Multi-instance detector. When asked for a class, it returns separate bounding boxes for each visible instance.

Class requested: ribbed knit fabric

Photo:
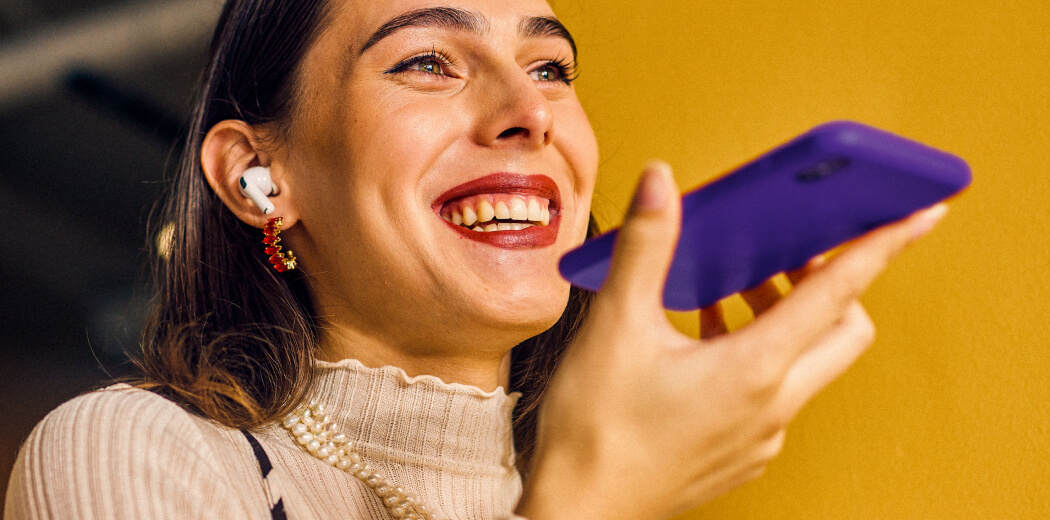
[4,359,527,520]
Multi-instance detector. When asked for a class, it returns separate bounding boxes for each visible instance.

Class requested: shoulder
[34,384,190,432]
[5,385,257,520]
[21,384,211,465]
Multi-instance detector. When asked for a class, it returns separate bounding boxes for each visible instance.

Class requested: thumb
[599,161,682,309]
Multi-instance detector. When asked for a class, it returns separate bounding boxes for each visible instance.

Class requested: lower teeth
[467,222,535,232]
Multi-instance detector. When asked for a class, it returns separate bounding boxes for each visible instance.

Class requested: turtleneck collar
[309,358,522,476]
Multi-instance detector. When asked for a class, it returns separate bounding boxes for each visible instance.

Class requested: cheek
[294,93,466,253]
[293,92,465,226]
[554,101,600,216]
[556,101,599,182]
[347,89,463,170]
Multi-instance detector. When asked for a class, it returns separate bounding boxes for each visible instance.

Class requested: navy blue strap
[241,430,287,520]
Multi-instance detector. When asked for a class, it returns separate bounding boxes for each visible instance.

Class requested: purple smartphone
[559,121,971,311]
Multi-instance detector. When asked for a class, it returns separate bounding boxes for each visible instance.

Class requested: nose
[472,66,554,149]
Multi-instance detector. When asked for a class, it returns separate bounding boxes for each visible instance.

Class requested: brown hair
[134,0,595,475]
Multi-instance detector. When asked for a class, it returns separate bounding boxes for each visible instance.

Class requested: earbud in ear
[239,166,277,215]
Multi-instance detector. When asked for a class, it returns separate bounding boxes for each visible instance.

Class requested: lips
[432,173,561,249]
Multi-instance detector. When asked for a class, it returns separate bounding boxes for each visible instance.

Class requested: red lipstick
[433,173,561,249]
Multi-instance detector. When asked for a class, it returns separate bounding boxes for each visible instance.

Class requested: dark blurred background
[0,0,220,506]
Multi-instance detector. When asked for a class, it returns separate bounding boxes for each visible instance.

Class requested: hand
[516,161,948,520]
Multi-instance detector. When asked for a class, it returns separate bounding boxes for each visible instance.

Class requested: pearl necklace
[282,401,447,520]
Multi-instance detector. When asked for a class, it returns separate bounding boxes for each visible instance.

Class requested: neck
[316,323,513,392]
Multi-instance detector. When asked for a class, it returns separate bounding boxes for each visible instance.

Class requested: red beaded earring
[262,217,297,272]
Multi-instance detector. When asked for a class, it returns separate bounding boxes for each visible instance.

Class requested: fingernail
[911,204,949,239]
[631,160,673,212]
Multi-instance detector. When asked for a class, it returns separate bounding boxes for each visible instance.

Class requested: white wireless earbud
[239,166,277,215]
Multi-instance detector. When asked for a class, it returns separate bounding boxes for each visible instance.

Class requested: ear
[201,120,298,229]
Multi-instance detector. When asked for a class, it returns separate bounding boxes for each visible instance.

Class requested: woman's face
[278,0,599,353]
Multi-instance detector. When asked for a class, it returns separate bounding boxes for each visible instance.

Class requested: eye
[386,51,455,78]
[528,60,577,85]
[409,57,446,76]
[531,65,561,81]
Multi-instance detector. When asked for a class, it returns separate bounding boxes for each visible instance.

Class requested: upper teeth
[441,194,551,232]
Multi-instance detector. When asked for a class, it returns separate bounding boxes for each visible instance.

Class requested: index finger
[732,204,948,371]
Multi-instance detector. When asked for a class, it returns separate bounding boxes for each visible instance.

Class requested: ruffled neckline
[304,357,521,474]
[314,357,520,400]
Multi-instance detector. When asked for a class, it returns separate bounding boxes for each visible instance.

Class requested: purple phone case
[559,121,971,310]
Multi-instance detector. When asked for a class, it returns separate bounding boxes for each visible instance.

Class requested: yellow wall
[552,0,1049,517]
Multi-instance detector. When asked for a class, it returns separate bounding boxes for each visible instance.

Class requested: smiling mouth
[432,173,561,248]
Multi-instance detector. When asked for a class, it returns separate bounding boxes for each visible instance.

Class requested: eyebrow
[360,7,486,55]
[519,16,577,60]
[359,7,578,60]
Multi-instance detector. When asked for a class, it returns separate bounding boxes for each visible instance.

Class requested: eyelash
[385,48,457,76]
[385,50,578,85]
[534,56,578,85]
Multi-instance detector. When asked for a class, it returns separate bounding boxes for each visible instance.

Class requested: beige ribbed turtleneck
[4,359,525,520]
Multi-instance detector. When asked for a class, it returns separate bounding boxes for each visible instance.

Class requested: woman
[4,0,947,518]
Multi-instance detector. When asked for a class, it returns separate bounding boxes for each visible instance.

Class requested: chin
[469,276,572,341]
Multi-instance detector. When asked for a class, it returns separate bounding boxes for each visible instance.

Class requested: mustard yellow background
[552,0,1049,517]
